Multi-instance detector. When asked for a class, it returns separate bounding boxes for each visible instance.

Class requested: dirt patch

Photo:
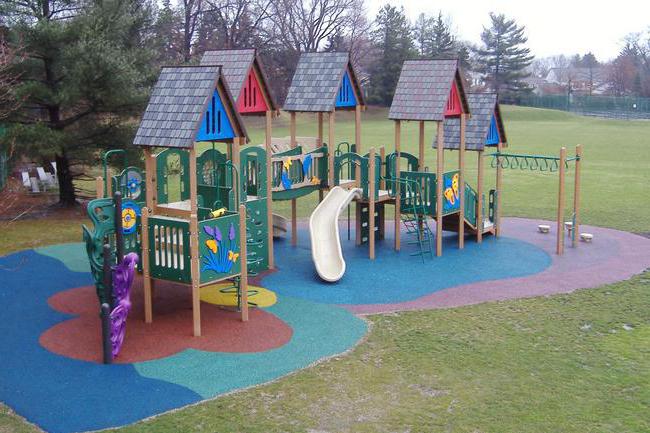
[0,177,86,221]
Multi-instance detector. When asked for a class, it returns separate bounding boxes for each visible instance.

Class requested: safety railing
[147,216,191,283]
[271,146,326,193]
[464,183,478,228]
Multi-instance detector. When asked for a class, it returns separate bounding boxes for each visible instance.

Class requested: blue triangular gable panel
[335,71,357,108]
[196,89,235,141]
[485,113,500,146]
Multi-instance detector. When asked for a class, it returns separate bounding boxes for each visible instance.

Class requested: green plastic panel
[245,198,269,275]
[240,146,267,199]
[464,183,478,227]
[398,171,436,216]
[156,148,190,205]
[147,216,192,283]
[272,185,320,201]
[199,212,241,284]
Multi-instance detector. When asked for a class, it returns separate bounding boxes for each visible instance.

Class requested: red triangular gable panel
[444,81,463,117]
[237,68,269,114]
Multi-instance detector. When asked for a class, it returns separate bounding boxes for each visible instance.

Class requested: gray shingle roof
[200,49,277,110]
[133,65,247,148]
[388,59,469,121]
[435,93,507,151]
[283,52,364,112]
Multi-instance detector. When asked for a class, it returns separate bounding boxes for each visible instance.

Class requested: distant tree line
[0,0,534,205]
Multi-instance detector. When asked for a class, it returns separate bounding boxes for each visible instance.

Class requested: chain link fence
[515,95,650,119]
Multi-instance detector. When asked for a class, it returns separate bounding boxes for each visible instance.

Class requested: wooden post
[379,146,386,190]
[188,147,201,337]
[418,121,425,170]
[317,111,325,204]
[368,147,376,260]
[476,150,484,243]
[394,120,401,251]
[239,203,249,321]
[328,110,335,187]
[96,177,104,199]
[144,148,157,210]
[458,114,466,249]
[289,114,296,232]
[141,206,152,324]
[435,122,444,256]
[355,104,362,182]
[266,111,275,268]
[557,147,567,255]
[317,113,324,145]
[495,142,503,237]
[290,113,297,247]
[106,168,112,197]
[572,144,583,248]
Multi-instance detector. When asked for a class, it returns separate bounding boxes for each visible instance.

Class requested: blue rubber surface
[0,246,367,433]
[263,229,552,305]
[0,250,202,433]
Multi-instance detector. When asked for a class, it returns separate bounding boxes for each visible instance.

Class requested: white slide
[310,186,362,282]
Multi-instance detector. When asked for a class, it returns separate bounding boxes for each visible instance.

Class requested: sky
[366,0,649,61]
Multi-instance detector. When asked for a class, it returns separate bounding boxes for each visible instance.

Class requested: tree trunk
[55,153,76,206]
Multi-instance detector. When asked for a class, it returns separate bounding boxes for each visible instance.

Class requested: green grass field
[1,106,649,432]
[236,105,650,232]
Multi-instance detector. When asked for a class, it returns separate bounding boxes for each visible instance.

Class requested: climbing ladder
[394,177,434,261]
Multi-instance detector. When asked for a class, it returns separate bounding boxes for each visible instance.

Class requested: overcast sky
[366,0,649,61]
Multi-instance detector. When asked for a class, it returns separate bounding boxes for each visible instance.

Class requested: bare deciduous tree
[269,0,360,54]
[0,36,25,121]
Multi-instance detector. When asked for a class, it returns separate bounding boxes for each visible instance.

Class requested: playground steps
[440,214,495,236]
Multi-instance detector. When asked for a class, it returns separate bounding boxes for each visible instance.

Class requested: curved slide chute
[309,186,362,282]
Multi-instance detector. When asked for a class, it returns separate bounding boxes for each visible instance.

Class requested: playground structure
[85,52,585,353]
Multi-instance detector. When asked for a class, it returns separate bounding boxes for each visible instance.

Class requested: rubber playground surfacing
[2,217,650,433]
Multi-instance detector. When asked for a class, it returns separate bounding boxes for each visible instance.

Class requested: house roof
[435,93,507,151]
[200,48,278,111]
[283,51,365,112]
[388,58,470,121]
[133,65,247,148]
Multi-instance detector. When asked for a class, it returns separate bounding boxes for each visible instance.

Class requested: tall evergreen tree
[2,0,155,205]
[430,12,454,58]
[412,13,432,56]
[368,4,414,105]
[474,12,534,94]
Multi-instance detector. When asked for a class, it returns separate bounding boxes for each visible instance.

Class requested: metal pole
[114,191,124,263]
[101,303,112,364]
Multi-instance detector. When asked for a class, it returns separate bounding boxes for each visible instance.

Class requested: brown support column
[142,147,156,324]
[239,203,249,321]
[188,147,201,337]
[572,144,583,248]
[476,150,484,243]
[96,177,104,199]
[418,121,425,170]
[317,112,325,203]
[290,112,297,246]
[355,105,362,182]
[394,120,401,251]
[495,142,504,237]
[141,206,152,323]
[265,111,275,268]
[317,113,324,145]
[557,147,567,255]
[368,147,376,260]
[435,122,444,257]
[458,114,466,249]
[106,168,112,196]
[328,111,335,187]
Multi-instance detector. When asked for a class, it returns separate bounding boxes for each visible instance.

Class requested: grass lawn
[1,106,649,432]
[235,105,650,232]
